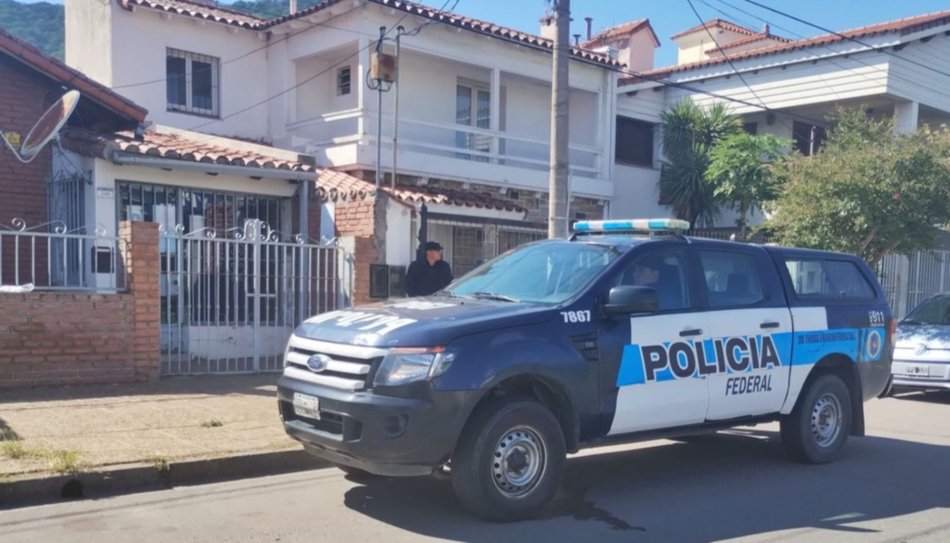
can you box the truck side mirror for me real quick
[604,285,659,316]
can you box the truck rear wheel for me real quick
[451,397,565,521]
[781,373,852,464]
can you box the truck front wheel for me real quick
[451,397,566,521]
[781,373,853,464]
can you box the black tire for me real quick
[451,396,566,521]
[781,373,852,464]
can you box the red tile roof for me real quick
[118,0,266,29]
[63,126,380,201]
[386,184,526,214]
[706,32,791,55]
[124,0,622,67]
[583,19,661,49]
[671,19,759,40]
[62,127,316,172]
[626,9,950,82]
[0,27,147,124]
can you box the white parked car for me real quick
[893,295,950,391]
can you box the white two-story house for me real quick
[614,12,950,220]
[67,0,662,279]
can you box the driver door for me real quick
[601,246,711,436]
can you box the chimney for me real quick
[290,0,298,14]
[585,17,593,40]
[539,14,557,40]
[762,23,770,35]
[573,34,581,46]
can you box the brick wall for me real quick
[0,55,54,227]
[333,192,383,305]
[0,222,160,387]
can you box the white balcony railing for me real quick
[287,110,604,179]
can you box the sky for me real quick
[16,0,950,67]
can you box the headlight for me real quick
[373,346,456,386]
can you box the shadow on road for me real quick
[891,389,950,404]
[344,430,950,541]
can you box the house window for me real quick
[792,121,826,156]
[337,66,351,96]
[166,48,220,117]
[116,181,283,236]
[743,122,758,135]
[615,116,654,167]
[456,83,491,161]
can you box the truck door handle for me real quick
[680,328,703,337]
[760,321,780,329]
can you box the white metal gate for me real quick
[878,250,950,319]
[159,220,353,375]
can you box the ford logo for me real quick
[307,354,332,373]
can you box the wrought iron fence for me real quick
[0,218,127,293]
[159,219,353,375]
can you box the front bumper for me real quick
[891,360,950,391]
[277,375,478,477]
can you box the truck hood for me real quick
[293,296,556,347]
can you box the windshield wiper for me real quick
[471,291,519,302]
[899,319,922,325]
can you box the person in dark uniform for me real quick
[406,241,454,297]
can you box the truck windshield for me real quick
[445,241,619,304]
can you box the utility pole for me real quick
[547,0,570,239]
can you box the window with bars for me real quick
[116,181,283,237]
[337,66,351,96]
[167,48,220,117]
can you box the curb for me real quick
[0,449,330,509]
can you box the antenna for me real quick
[1,90,80,163]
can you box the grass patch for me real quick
[200,419,224,428]
[148,455,170,474]
[1,440,47,460]
[46,449,85,475]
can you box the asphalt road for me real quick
[1,391,948,543]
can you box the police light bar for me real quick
[572,218,691,234]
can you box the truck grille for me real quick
[283,336,386,391]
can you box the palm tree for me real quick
[658,100,741,227]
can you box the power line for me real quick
[187,0,461,131]
[742,0,950,80]
[685,0,770,110]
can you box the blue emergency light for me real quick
[572,218,691,234]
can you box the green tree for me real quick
[769,109,950,268]
[658,100,741,227]
[706,132,789,237]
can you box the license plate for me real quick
[293,393,321,420]
[901,365,930,377]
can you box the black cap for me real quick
[425,241,444,251]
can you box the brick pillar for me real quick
[119,221,161,381]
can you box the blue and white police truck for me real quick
[278,219,894,521]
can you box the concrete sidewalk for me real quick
[0,374,326,507]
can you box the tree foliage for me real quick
[706,132,789,234]
[0,0,64,59]
[659,100,741,227]
[769,109,950,268]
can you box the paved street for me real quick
[1,391,947,543]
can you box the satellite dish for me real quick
[1,90,80,163]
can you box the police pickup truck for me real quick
[278,219,894,521]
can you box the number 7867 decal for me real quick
[561,310,592,323]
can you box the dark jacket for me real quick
[406,259,453,297]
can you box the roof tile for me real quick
[627,9,950,81]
